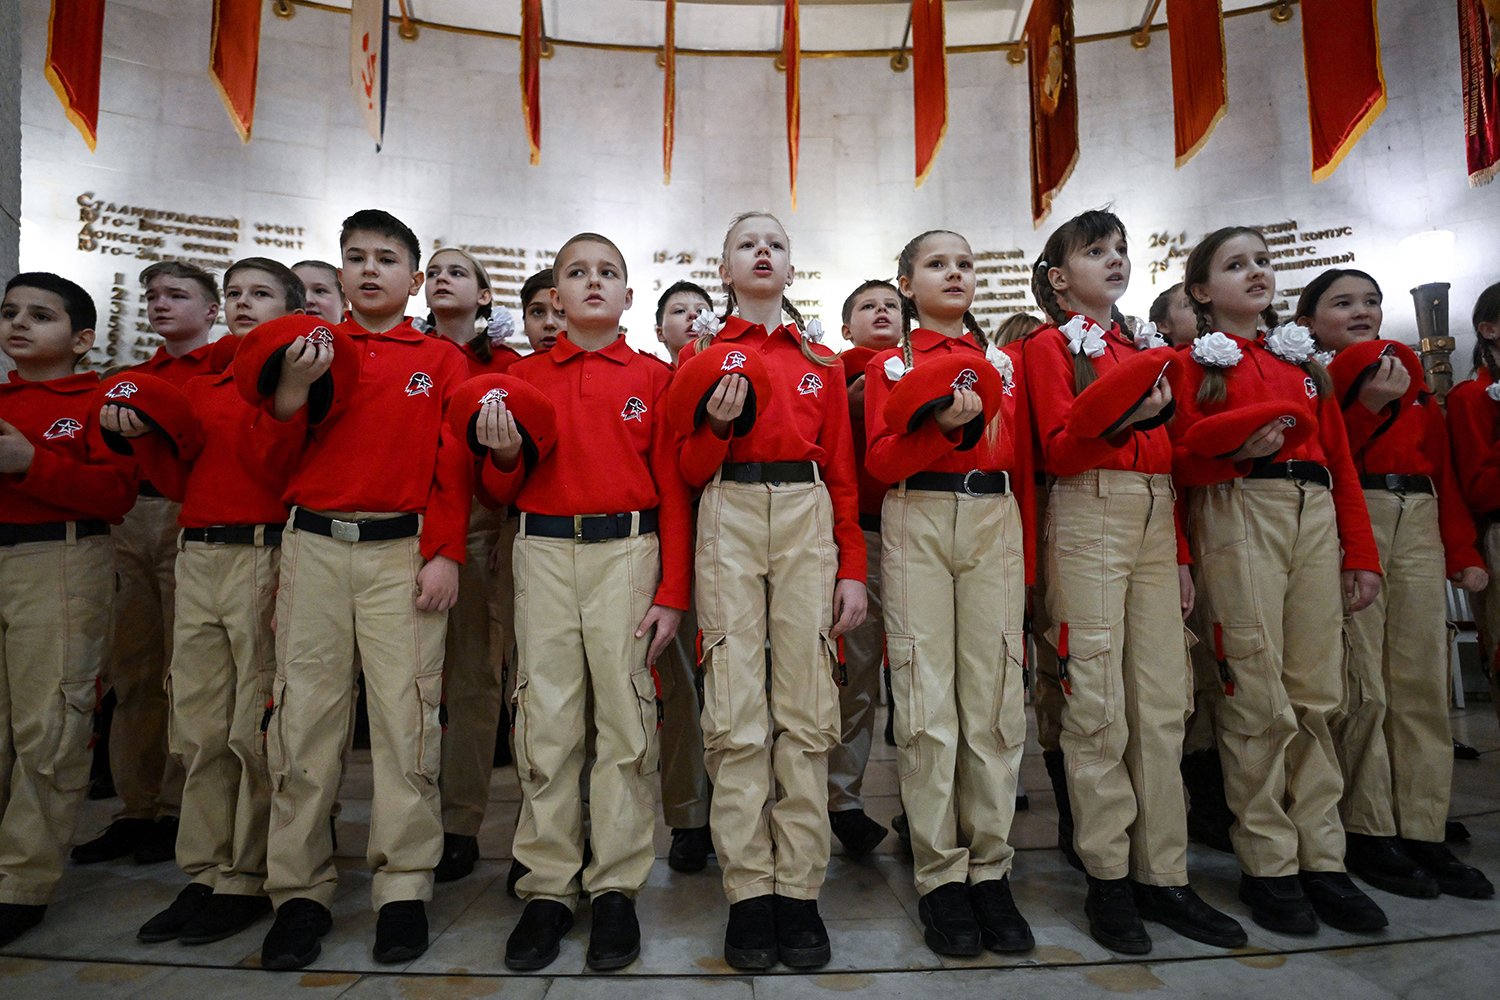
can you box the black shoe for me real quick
[134,816,179,864]
[137,883,213,942]
[179,893,273,945]
[1132,882,1247,949]
[1299,871,1388,932]
[586,891,640,970]
[373,900,428,963]
[1402,839,1495,899]
[970,876,1034,953]
[1181,749,1236,854]
[0,903,46,948]
[434,833,479,883]
[891,812,912,856]
[505,899,574,971]
[1446,820,1471,844]
[830,809,888,859]
[260,898,332,971]
[70,817,152,864]
[917,882,981,956]
[87,773,116,801]
[774,896,830,969]
[1085,876,1151,954]
[668,825,712,873]
[1238,874,1317,935]
[723,895,777,970]
[1345,833,1439,898]
[1042,750,1084,872]
[1015,791,1030,811]
[1454,739,1481,761]
[506,859,529,899]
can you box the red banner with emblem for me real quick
[663,0,677,184]
[1301,0,1386,182]
[1166,0,1226,166]
[521,0,542,165]
[1460,0,1500,186]
[210,0,261,142]
[45,0,106,151]
[784,0,801,209]
[912,0,947,187]
[1027,0,1079,226]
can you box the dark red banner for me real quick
[913,0,947,186]
[1027,0,1079,226]
[1301,0,1386,181]
[45,0,106,150]
[210,0,261,142]
[785,0,800,208]
[1166,0,1226,166]
[521,0,542,165]
[1460,0,1500,186]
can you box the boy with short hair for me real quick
[106,258,308,947]
[0,273,134,946]
[479,233,691,972]
[72,260,221,866]
[258,209,471,970]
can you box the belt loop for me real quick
[518,512,529,538]
[811,464,823,485]
[896,480,908,498]
[254,524,266,547]
[630,511,641,536]
[66,521,79,546]
[176,528,186,551]
[712,466,725,486]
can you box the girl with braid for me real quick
[1169,226,1385,938]
[862,230,1035,958]
[1023,210,1244,955]
[676,211,866,971]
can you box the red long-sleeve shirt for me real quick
[841,353,886,520]
[1446,372,1500,523]
[0,371,134,524]
[864,328,1036,583]
[677,317,865,582]
[478,334,692,610]
[279,317,472,563]
[1170,334,1380,574]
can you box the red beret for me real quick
[882,353,1004,451]
[1326,339,1425,412]
[666,342,774,438]
[1067,350,1179,440]
[1182,399,1316,460]
[448,374,558,470]
[233,314,361,424]
[208,334,242,374]
[839,346,879,386]
[98,372,203,459]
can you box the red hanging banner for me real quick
[784,0,801,209]
[664,0,676,185]
[210,0,262,143]
[1301,0,1386,182]
[912,0,948,187]
[45,0,105,151]
[1166,0,1226,167]
[1027,0,1079,227]
[1459,0,1500,186]
[521,0,543,166]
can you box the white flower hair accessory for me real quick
[485,307,516,345]
[803,318,825,344]
[1133,321,1168,351]
[1060,314,1107,359]
[1264,323,1317,365]
[986,343,1015,388]
[1486,383,1500,403]
[689,309,722,338]
[1191,331,1244,369]
[883,356,910,382]
[1314,349,1336,368]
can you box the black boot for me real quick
[917,882,981,956]
[1181,749,1235,853]
[179,893,272,945]
[0,903,46,948]
[774,896,830,970]
[970,876,1034,953]
[70,817,152,864]
[260,898,332,971]
[1238,874,1317,935]
[723,895,777,970]
[1085,876,1150,954]
[668,825,712,873]
[1402,839,1495,899]
[1300,871,1387,932]
[373,900,428,963]
[830,809,888,859]
[586,891,641,970]
[504,899,574,971]
[1344,833,1439,898]
[1042,750,1082,872]
[137,883,213,942]
[1132,882,1247,949]
[434,833,479,883]
[134,816,179,864]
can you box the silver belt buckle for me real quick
[962,470,983,497]
[330,518,361,543]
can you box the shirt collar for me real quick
[4,370,101,392]
[720,314,807,346]
[341,317,423,342]
[549,332,634,365]
[910,327,982,354]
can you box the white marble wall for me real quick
[16,0,1498,365]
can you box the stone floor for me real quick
[3,706,1498,999]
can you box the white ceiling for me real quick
[292,1,1288,53]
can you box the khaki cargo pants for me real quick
[829,528,884,812]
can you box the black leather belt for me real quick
[1247,461,1331,489]
[182,523,285,546]
[721,461,818,483]
[858,513,882,533]
[903,470,1011,496]
[521,509,658,542]
[293,509,420,542]
[1359,473,1434,495]
[0,520,109,547]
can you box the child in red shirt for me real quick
[292,260,347,326]
[0,273,133,947]
[520,268,563,354]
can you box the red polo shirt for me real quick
[677,317,865,582]
[1446,371,1500,521]
[126,340,218,386]
[281,317,472,563]
[0,371,134,524]
[456,337,523,378]
[1170,333,1380,574]
[840,353,887,521]
[479,333,692,610]
[864,328,1036,582]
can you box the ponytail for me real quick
[1030,251,1098,396]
